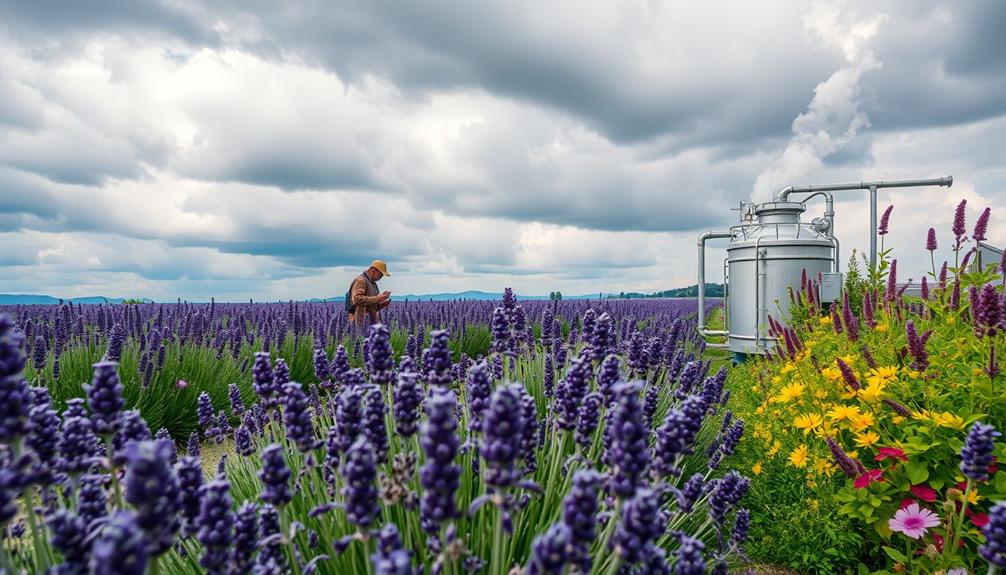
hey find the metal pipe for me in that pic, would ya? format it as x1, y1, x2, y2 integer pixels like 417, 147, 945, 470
697, 230, 732, 338
754, 236, 764, 351
776, 175, 952, 273
869, 185, 877, 272
775, 176, 953, 200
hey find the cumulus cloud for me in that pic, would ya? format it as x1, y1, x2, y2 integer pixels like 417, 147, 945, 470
0, 1, 1003, 300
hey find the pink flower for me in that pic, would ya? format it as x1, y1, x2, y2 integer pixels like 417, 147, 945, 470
176, 379, 189, 389
875, 447, 908, 462
888, 502, 940, 539
854, 469, 884, 489
909, 484, 937, 503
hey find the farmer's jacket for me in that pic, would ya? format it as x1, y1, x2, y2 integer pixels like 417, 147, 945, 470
348, 273, 384, 327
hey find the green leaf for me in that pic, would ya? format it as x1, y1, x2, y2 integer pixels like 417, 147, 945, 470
996, 471, 1006, 493
882, 546, 907, 563
905, 460, 929, 484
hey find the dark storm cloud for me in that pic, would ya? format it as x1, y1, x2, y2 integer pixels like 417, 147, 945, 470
0, 0, 218, 46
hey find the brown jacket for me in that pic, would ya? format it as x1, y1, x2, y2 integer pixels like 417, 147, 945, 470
348, 274, 385, 327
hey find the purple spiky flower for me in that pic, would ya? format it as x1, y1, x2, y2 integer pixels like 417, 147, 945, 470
480, 385, 524, 490
905, 320, 932, 371
89, 511, 148, 575
424, 330, 453, 387
231, 503, 259, 574
609, 381, 650, 498
974, 207, 991, 243
393, 357, 422, 437
197, 479, 234, 575
419, 388, 460, 534
342, 437, 380, 531
562, 469, 603, 573
259, 444, 292, 507
953, 199, 968, 250
574, 392, 603, 450
86, 361, 124, 436
367, 324, 394, 386
926, 227, 938, 252
363, 384, 389, 464
610, 488, 663, 564
283, 381, 318, 453
123, 440, 181, 556
960, 421, 1000, 482
877, 205, 893, 236
980, 502, 1006, 567
555, 356, 592, 431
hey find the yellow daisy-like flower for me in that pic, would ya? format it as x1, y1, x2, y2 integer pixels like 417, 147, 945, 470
781, 363, 797, 374
841, 354, 857, 365
814, 389, 829, 400
821, 367, 842, 381
854, 430, 880, 448
771, 376, 783, 385
767, 440, 781, 457
891, 415, 905, 424
789, 444, 809, 468
771, 382, 805, 404
870, 366, 898, 380
813, 457, 836, 476
934, 412, 965, 430
875, 323, 889, 333
752, 462, 763, 475
793, 413, 824, 434
850, 410, 875, 431
818, 316, 832, 325
858, 380, 886, 403
827, 404, 861, 422
968, 489, 981, 504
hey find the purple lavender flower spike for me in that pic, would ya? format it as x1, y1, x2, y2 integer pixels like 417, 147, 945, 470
341, 437, 380, 531
974, 206, 991, 242
926, 227, 938, 251
367, 324, 394, 386
228, 383, 245, 417
877, 205, 893, 236
555, 356, 592, 431
526, 521, 572, 575
562, 469, 603, 573
89, 511, 148, 575
574, 393, 603, 450
953, 199, 968, 250
424, 330, 453, 387
905, 320, 932, 371
259, 444, 292, 507
960, 421, 1000, 482
609, 381, 650, 499
980, 502, 1006, 567
480, 385, 525, 491
86, 360, 125, 436
252, 352, 278, 409
675, 533, 706, 575
123, 440, 181, 556
231, 503, 259, 574
363, 384, 389, 464
610, 488, 662, 564
284, 381, 319, 453
197, 479, 234, 575
466, 361, 492, 433
419, 388, 460, 534
394, 358, 423, 437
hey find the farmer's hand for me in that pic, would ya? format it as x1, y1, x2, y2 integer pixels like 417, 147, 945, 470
379, 291, 392, 302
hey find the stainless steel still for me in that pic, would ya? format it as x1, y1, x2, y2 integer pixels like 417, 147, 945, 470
697, 175, 953, 356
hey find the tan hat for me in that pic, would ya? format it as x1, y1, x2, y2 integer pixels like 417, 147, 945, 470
370, 260, 390, 277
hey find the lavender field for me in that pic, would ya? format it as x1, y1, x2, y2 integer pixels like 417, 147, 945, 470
0, 293, 748, 574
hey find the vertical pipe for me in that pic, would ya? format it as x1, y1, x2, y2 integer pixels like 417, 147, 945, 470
697, 240, 706, 331
869, 185, 878, 273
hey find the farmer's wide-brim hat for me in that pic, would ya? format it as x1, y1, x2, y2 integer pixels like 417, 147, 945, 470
370, 260, 390, 277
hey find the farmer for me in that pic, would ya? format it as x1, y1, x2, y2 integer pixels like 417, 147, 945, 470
346, 260, 392, 327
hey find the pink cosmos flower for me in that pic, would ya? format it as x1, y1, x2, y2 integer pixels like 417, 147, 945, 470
176, 379, 189, 389
888, 502, 940, 539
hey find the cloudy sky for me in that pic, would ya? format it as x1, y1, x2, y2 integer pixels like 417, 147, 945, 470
0, 0, 1003, 301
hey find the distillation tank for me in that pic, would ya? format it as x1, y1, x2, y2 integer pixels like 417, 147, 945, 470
697, 176, 953, 358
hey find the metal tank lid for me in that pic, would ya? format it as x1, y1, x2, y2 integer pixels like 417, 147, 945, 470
754, 201, 805, 215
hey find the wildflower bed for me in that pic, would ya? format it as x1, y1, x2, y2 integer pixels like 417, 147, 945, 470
727, 200, 1006, 574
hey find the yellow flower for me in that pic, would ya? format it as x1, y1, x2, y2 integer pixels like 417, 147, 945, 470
947, 316, 956, 325
850, 411, 876, 431
875, 323, 889, 333
827, 404, 861, 422
794, 413, 824, 434
841, 354, 857, 365
781, 363, 797, 374
821, 367, 842, 381
867, 366, 898, 385
814, 389, 829, 400
755, 405, 765, 415
813, 457, 836, 476
934, 412, 965, 430
819, 316, 832, 325
858, 380, 886, 402
772, 376, 782, 385
892, 415, 905, 424
752, 462, 763, 475
771, 382, 805, 403
789, 444, 809, 468
968, 489, 981, 504
854, 431, 880, 448
767, 440, 781, 456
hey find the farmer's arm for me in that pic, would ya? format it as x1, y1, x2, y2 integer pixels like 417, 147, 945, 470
351, 277, 383, 306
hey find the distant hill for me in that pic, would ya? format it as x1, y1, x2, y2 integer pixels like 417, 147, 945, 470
317, 291, 609, 302
0, 294, 153, 305
606, 283, 724, 299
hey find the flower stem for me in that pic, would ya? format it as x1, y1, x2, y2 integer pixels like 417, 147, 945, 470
490, 502, 505, 575
13, 439, 47, 573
